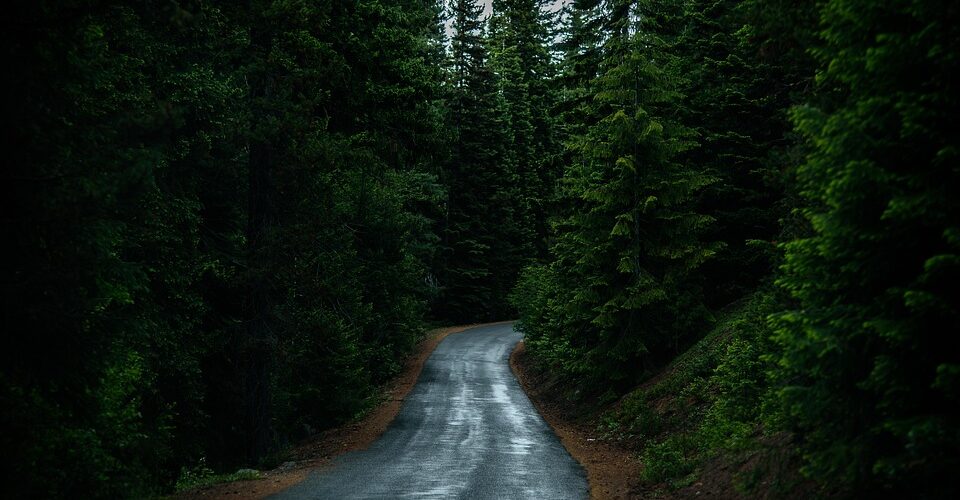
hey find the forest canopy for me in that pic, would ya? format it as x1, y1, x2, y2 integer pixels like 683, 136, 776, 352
2, 0, 957, 498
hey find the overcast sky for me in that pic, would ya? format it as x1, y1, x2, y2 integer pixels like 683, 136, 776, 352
478, 0, 567, 16
445, 1, 568, 37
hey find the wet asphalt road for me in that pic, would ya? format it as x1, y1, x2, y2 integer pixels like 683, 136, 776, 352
272, 323, 588, 500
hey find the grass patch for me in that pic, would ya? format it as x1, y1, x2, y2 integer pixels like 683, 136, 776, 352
641, 433, 700, 486
598, 289, 785, 491
174, 458, 262, 493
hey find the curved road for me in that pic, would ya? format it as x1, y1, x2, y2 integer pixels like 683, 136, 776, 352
273, 323, 587, 499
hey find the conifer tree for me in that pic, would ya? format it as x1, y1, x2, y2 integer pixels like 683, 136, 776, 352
773, 0, 960, 494
488, 0, 560, 257
520, 0, 719, 387
2, 1, 252, 494
437, 0, 518, 321
672, 0, 817, 306
2, 0, 449, 494
554, 0, 605, 143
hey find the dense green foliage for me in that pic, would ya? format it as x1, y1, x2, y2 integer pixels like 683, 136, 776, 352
437, 0, 517, 321
514, 0, 958, 497
3, 0, 447, 496
772, 0, 960, 494
2, 0, 958, 497
514, 0, 719, 389
595, 290, 780, 489
434, 0, 558, 322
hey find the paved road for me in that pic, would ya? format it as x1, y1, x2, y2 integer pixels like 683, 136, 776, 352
273, 323, 588, 500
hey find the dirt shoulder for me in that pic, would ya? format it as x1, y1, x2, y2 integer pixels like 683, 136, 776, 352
177, 321, 513, 500
510, 340, 814, 500
510, 341, 644, 500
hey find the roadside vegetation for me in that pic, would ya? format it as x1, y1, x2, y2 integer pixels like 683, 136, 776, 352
598, 291, 789, 492
513, 0, 958, 498
3, 0, 957, 498
173, 460, 261, 493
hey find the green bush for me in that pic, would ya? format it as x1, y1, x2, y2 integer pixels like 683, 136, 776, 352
175, 458, 260, 493
641, 434, 698, 485
771, 0, 960, 495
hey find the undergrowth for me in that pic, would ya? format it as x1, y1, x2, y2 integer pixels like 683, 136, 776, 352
599, 290, 785, 492
173, 458, 261, 493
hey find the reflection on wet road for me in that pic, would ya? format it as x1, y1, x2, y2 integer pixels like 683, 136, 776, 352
272, 323, 588, 500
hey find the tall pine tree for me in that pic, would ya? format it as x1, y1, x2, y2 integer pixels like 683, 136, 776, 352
437, 0, 518, 321
516, 0, 719, 389
773, 0, 960, 495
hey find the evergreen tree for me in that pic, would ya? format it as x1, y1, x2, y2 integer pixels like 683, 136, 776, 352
554, 0, 605, 143
674, 0, 784, 306
773, 0, 960, 494
1, 0, 448, 494
517, 0, 719, 388
489, 0, 560, 257
2, 1, 250, 494
437, 0, 517, 321
241, 0, 449, 455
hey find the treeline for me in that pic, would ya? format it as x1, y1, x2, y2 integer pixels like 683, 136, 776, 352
514, 0, 958, 497
2, 0, 542, 497
438, 0, 560, 321
2, 0, 958, 498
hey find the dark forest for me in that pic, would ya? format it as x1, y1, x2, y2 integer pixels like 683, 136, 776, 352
2, 0, 957, 498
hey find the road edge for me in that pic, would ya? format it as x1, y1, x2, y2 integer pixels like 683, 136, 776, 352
176, 321, 514, 500
510, 340, 644, 500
